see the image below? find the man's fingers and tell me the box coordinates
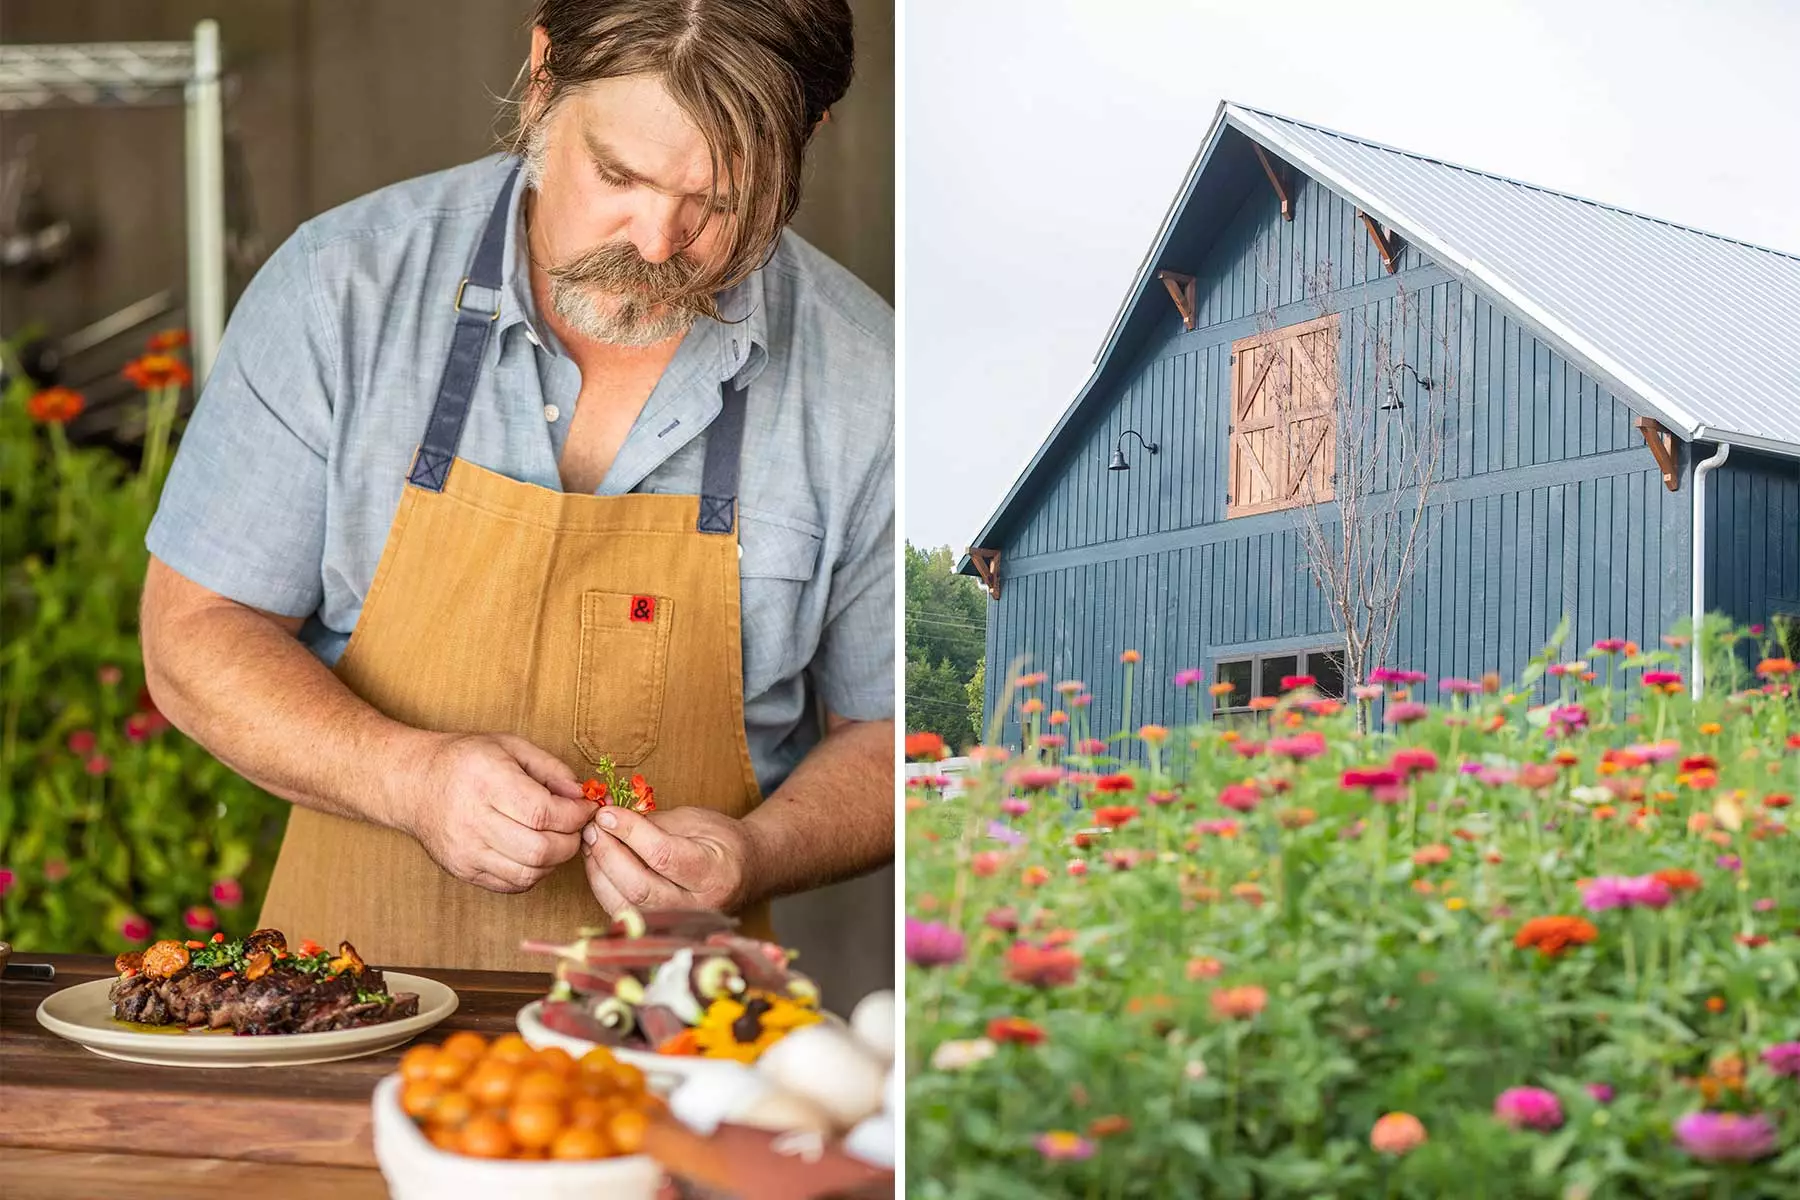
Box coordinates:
[585,829,681,909]
[594,806,706,882]
[581,846,635,916]
[487,817,581,872]
[499,735,589,803]
[494,775,595,835]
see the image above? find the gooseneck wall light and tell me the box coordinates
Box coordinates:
[1107,429,1159,472]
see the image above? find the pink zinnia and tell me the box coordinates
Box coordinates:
[1194,818,1239,837]
[1078,739,1106,755]
[1625,741,1682,763]
[1642,671,1684,688]
[1001,797,1031,816]
[119,913,152,942]
[1069,694,1094,708]
[1147,790,1177,806]
[1384,702,1429,726]
[1267,731,1327,761]
[1341,766,1406,803]
[1035,1131,1096,1161]
[1009,766,1065,791]
[124,712,154,743]
[97,665,124,686]
[1494,1087,1563,1131]
[1054,680,1085,695]
[1580,875,1672,911]
[211,878,244,908]
[1352,684,1385,701]
[85,755,111,776]
[1439,678,1483,695]
[1036,734,1067,750]
[1281,674,1317,691]
[1548,704,1589,735]
[1586,1083,1614,1103]
[985,906,1020,933]
[1218,784,1261,812]
[0,867,14,899]
[1760,1042,1800,1077]
[183,905,217,934]
[43,859,68,883]
[1593,638,1627,653]
[905,917,966,967]
[1174,668,1205,688]
[1391,747,1439,777]
[67,729,96,755]
[1674,1112,1776,1161]
[1370,668,1428,685]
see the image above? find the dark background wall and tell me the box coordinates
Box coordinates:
[1,0,895,1009]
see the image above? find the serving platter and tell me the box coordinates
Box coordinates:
[36,971,458,1068]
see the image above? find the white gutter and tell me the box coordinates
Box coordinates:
[1691,442,1731,699]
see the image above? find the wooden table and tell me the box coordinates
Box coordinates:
[0,953,548,1199]
[1,955,895,1200]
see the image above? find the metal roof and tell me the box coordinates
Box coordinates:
[962,102,1800,571]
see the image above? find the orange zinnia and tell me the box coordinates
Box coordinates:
[905,731,947,761]
[1513,915,1599,958]
[1757,658,1796,678]
[122,352,193,390]
[146,328,190,352]
[1209,985,1268,1020]
[1094,805,1139,829]
[26,387,84,424]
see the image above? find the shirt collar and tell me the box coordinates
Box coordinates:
[496,157,772,387]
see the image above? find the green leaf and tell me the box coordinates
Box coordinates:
[1530,1126,1578,1178]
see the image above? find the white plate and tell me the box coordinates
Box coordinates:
[371,1075,662,1200]
[515,999,712,1088]
[36,972,458,1068]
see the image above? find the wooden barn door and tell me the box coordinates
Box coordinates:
[1228,313,1340,517]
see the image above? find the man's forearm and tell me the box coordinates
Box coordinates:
[742,718,894,902]
[140,562,433,829]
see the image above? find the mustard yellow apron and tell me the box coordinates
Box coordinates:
[258,164,769,970]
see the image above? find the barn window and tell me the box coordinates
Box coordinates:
[1227,313,1340,517]
[1212,647,1345,718]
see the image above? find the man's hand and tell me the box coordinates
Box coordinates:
[396,732,593,894]
[580,805,763,916]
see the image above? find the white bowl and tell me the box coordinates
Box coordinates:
[370,1075,662,1200]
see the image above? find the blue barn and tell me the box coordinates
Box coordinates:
[960,103,1800,740]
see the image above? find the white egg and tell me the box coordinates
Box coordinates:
[668,1060,768,1136]
[849,989,896,1065]
[843,1113,896,1169]
[729,1086,835,1138]
[755,1024,886,1128]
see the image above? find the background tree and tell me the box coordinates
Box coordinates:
[904,542,986,750]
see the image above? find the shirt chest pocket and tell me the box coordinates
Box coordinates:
[737,510,825,697]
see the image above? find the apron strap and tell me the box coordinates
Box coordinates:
[409,162,519,492]
[697,380,747,534]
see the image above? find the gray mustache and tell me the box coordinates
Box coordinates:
[547,242,703,306]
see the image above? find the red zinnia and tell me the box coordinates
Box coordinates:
[1391,747,1439,777]
[1005,941,1081,988]
[1093,773,1135,793]
[906,731,947,761]
[1280,674,1317,691]
[988,1016,1047,1045]
[122,353,192,391]
[1094,805,1139,829]
[1513,915,1598,958]
[1218,784,1260,812]
[26,387,85,424]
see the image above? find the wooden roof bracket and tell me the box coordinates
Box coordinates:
[968,547,1002,600]
[1357,210,1404,274]
[1252,144,1293,221]
[1635,415,1681,491]
[1156,270,1197,331]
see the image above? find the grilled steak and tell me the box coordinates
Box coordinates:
[109,932,418,1036]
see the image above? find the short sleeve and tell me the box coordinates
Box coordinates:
[812,424,895,721]
[146,226,337,617]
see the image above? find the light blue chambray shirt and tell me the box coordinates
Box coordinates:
[147,154,894,795]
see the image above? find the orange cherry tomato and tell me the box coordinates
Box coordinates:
[428,1089,475,1130]
[550,1126,611,1160]
[427,1125,462,1152]
[567,1096,610,1131]
[514,1068,571,1106]
[439,1031,488,1062]
[463,1062,520,1108]
[400,1079,444,1119]
[608,1107,649,1155]
[605,1062,647,1095]
[428,1051,472,1086]
[507,1099,565,1150]
[399,1045,439,1084]
[458,1114,516,1159]
[488,1034,535,1066]
[534,1046,576,1075]
[577,1046,618,1077]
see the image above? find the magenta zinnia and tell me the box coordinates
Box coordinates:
[1493,1087,1563,1131]
[1579,874,1673,911]
[905,917,966,967]
[1673,1111,1776,1161]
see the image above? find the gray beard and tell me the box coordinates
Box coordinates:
[549,276,696,347]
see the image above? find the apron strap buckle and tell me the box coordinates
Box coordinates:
[454,277,502,321]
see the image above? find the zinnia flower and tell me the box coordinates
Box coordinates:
[1094,773,1135,793]
[1439,677,1483,695]
[1513,915,1598,957]
[1370,1112,1426,1155]
[1673,1111,1777,1161]
[119,913,152,941]
[1281,674,1316,691]
[1005,941,1081,988]
[1054,680,1084,695]
[1119,650,1141,664]
[1586,1083,1614,1103]
[1208,681,1235,697]
[25,387,84,424]
[67,729,97,755]
[1643,670,1684,689]
[1390,747,1438,777]
[146,328,189,351]
[1016,672,1048,688]
[1384,701,1429,725]
[905,731,947,760]
[1760,1042,1800,1077]
[1035,1131,1096,1161]
[210,878,243,908]
[931,1038,995,1071]
[1757,658,1796,678]
[1267,731,1326,761]
[1217,784,1260,813]
[1341,766,1406,802]
[1009,766,1064,791]
[1094,805,1138,828]
[1412,844,1451,866]
[183,906,217,934]
[1209,985,1267,1020]
[988,1016,1046,1045]
[905,917,965,967]
[1185,956,1224,980]
[1580,874,1673,911]
[0,867,14,898]
[1494,1086,1563,1131]
[1174,668,1205,687]
[122,353,193,390]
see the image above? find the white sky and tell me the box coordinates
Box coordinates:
[902,0,1800,551]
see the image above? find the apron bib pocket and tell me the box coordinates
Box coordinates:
[575,589,673,768]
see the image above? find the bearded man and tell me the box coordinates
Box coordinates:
[140,0,893,970]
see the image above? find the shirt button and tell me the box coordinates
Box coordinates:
[543,404,560,423]
[525,327,541,346]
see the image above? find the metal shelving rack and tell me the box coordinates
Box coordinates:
[0,19,226,386]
